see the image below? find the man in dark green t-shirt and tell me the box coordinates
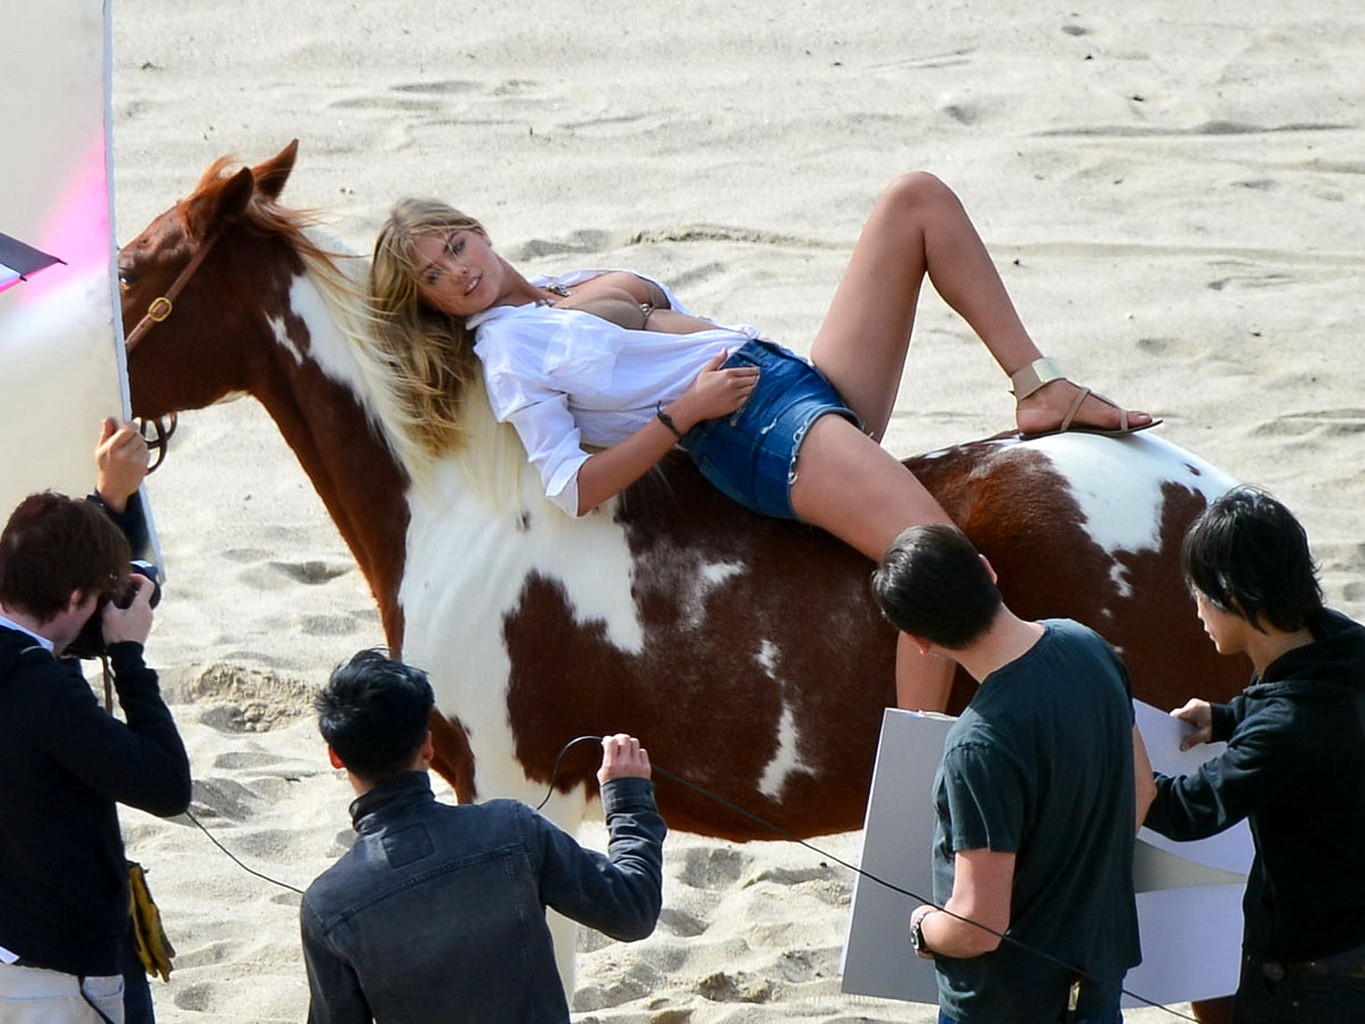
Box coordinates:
[871,524,1152,1024]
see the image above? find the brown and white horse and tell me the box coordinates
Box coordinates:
[121,142,1244,837]
[122,142,1242,1018]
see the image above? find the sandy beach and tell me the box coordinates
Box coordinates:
[99,0,1365,1020]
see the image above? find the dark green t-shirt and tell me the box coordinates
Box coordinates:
[931,619,1141,1024]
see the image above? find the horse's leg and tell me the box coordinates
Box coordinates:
[533,794,590,1000]
[790,414,955,711]
[547,910,578,1000]
[808,171,1147,437]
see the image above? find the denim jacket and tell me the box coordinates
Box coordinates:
[301,771,665,1024]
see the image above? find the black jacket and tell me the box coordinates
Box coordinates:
[1146,609,1365,961]
[0,627,191,975]
[302,772,665,1024]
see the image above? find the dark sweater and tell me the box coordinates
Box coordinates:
[1146,609,1365,962]
[0,627,191,975]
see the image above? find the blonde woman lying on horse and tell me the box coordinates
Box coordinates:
[366,171,1156,712]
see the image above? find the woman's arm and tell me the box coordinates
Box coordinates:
[574,353,758,513]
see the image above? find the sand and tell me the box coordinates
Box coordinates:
[102,0,1363,1020]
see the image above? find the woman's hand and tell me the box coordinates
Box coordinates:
[669,352,760,429]
[1170,698,1213,750]
[574,352,757,513]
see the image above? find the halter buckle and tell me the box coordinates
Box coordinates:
[147,296,173,322]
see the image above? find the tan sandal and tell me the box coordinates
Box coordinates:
[1010,358,1160,440]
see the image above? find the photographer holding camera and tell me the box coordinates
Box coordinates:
[0,490,190,1023]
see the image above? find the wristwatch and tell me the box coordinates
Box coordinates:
[909,906,935,960]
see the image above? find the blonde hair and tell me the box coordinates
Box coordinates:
[368,198,488,459]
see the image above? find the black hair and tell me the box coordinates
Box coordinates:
[870,523,1002,649]
[316,649,436,781]
[1181,485,1322,634]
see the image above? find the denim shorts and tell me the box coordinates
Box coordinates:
[679,339,858,520]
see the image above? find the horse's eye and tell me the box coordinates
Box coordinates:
[119,267,139,288]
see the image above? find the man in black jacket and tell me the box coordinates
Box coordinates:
[302,650,665,1024]
[0,492,191,1023]
[1145,486,1365,1023]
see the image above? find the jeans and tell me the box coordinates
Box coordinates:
[680,339,857,519]
[120,930,154,1024]
[1233,956,1365,1023]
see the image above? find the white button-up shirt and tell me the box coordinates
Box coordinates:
[469,269,760,516]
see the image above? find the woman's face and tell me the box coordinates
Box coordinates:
[411,228,501,317]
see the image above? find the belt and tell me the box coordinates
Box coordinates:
[1247,954,1365,982]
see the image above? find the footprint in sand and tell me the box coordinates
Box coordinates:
[572,960,661,1011]
[1135,335,1213,360]
[212,749,287,771]
[268,559,352,585]
[233,557,352,590]
[220,547,270,564]
[189,776,264,823]
[511,229,620,261]
[172,982,214,1013]
[772,945,841,983]
[676,845,750,890]
[392,79,481,95]
[300,613,360,637]
[696,969,775,1004]
[1254,409,1365,439]
[657,906,708,938]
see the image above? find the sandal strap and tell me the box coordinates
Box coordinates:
[1058,386,1092,432]
[1059,387,1131,434]
[1009,357,1066,400]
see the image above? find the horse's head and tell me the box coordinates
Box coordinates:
[120,140,301,418]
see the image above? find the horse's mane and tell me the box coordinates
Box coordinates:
[297,235,535,513]
[198,156,538,514]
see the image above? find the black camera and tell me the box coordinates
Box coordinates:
[66,560,162,661]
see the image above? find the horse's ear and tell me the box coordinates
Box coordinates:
[253,140,298,201]
[184,166,255,242]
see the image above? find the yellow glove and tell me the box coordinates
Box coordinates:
[127,860,175,982]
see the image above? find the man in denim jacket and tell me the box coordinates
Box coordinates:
[300,650,666,1024]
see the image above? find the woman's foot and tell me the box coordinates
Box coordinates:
[1011,359,1157,439]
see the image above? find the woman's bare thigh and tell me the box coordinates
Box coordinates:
[789,415,950,561]
[808,174,942,440]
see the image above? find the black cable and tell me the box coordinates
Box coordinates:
[536,734,1200,1023]
[534,734,605,811]
[188,735,1202,1021]
[185,808,305,895]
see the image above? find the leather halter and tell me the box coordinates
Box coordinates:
[123,225,226,353]
[121,226,224,470]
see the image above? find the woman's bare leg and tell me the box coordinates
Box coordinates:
[896,634,955,711]
[808,171,1151,438]
[793,173,1149,709]
[789,415,955,711]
